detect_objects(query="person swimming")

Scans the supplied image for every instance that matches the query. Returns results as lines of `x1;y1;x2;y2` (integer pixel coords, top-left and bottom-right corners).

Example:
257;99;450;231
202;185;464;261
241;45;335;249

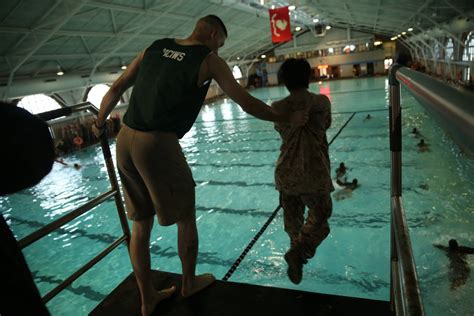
334;178;359;201
335;162;347;179
434;239;474;290
410;127;421;138
417;139;430;152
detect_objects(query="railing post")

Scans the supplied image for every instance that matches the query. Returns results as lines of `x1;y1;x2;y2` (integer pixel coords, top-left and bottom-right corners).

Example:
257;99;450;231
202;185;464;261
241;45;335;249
388;65;425;316
389;63;402;314
85;104;131;249
389;63;403;198
99;132;131;248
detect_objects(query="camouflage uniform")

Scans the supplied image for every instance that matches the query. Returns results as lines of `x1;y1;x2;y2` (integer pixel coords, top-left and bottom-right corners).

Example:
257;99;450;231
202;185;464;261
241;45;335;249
272;91;334;260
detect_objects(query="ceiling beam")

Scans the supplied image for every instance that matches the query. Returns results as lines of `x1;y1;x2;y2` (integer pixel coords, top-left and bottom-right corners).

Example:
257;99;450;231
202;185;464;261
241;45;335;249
4;0;89;101
0;0;24;25
373;0;382;32
7;52;138;61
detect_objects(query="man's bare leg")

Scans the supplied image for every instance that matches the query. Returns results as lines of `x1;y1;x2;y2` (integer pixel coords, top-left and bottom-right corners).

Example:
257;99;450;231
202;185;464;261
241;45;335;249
177;213;215;297
130;217;176;316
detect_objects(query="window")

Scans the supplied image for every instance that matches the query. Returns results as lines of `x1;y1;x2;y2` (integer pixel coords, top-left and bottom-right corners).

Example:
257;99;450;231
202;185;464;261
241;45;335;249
17;94;61;115
463;32;474;81
86;84;120;107
445;38;454;60
232;65;243;79
462;32;473;62
343;45;356;53
434;43;440;59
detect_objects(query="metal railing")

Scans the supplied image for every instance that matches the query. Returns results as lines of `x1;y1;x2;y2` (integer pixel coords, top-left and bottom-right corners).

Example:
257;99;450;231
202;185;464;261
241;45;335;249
394;67;474;158
389;66;474;314
19;102;131;303
388;64;425;316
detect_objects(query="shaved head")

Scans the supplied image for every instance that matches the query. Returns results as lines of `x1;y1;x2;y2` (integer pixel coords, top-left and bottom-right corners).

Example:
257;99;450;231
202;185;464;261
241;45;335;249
196;15;227;38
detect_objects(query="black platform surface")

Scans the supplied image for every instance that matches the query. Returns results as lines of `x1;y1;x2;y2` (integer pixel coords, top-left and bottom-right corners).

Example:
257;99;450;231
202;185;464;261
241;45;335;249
90;270;392;316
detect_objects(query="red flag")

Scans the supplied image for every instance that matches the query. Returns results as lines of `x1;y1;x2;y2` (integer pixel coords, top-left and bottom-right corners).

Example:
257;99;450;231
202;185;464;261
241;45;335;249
269;6;292;43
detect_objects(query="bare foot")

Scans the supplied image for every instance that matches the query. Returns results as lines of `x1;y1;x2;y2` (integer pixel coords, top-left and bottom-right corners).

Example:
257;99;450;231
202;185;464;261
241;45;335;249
141;286;176;316
182;273;216;298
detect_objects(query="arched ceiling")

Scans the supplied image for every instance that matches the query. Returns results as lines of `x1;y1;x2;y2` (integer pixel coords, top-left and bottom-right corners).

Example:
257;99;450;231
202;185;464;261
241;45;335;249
0;0;472;84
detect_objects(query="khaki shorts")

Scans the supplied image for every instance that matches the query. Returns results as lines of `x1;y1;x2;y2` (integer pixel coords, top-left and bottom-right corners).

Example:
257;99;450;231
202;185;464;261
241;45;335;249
116;125;195;225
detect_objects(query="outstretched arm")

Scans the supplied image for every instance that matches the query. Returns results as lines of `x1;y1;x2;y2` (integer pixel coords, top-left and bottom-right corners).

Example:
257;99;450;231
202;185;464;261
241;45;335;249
208;53;307;125
433;244;448;251
459;246;474;254
96;51;145;127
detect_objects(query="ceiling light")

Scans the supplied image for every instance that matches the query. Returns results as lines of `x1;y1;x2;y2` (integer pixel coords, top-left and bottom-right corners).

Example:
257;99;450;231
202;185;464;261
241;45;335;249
289;5;296;11
261;54;266;58
313;18;319;23
402;31;406;35
390;37;397;41
326;25;331;30
374;41;383;46
271;5;275;9
237;56;241;60
56;65;64;76
407;27;413;32
295;26;302;31
121;65;127;70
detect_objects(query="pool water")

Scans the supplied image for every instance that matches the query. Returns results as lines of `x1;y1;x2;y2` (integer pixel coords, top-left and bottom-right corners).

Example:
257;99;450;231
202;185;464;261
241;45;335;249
1;77;473;315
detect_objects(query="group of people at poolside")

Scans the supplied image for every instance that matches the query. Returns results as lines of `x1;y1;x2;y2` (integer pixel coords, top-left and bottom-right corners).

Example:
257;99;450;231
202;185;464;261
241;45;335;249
1;14;472;316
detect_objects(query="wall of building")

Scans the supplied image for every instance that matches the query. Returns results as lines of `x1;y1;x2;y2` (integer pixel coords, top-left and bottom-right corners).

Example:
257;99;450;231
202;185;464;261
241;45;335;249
266;48;386;85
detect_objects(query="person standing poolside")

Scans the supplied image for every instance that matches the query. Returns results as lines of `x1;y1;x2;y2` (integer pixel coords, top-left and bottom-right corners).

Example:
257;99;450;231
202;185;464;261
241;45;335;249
271;58;334;284
93;15;307;316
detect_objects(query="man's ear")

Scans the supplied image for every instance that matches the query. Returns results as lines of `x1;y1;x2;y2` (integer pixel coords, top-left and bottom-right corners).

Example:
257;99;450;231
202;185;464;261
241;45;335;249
210;29;217;39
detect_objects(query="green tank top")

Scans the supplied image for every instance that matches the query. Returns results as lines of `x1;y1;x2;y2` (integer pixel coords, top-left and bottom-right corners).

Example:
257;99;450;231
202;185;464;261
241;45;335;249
123;38;211;138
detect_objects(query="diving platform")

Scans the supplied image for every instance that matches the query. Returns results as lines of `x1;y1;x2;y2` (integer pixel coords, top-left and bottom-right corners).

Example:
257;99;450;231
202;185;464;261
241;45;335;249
90;270;392;316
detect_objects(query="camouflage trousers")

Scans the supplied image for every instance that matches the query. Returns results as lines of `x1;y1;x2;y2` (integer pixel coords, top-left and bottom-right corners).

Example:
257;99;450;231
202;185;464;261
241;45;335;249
280;191;333;260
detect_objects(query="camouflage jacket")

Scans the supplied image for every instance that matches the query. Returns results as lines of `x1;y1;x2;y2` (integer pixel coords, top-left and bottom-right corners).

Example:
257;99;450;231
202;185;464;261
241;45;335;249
272;91;334;195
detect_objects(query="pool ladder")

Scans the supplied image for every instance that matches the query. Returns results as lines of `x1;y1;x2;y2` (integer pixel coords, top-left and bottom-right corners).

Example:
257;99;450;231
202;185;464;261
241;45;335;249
18;102;131;303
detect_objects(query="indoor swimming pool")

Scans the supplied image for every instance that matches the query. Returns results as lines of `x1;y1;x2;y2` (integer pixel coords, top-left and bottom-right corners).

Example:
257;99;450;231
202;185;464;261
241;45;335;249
1;77;473;315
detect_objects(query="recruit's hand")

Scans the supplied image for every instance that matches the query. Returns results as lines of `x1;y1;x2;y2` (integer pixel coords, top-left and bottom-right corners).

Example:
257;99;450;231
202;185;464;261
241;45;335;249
92;122;105;138
289;109;309;126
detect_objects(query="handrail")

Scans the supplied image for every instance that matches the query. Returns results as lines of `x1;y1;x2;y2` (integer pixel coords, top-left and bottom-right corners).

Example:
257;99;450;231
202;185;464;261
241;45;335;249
18;102;131;304
395;67;474;158
391;197;424;315
388;64;424;316
42;235;128;303
19;189;117;249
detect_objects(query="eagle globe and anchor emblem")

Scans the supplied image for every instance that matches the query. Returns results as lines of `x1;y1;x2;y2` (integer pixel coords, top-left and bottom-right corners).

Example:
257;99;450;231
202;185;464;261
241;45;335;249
271;13;288;37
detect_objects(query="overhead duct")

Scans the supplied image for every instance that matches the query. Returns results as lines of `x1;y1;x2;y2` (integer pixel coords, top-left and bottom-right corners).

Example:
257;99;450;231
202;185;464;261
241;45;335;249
0;72;121;100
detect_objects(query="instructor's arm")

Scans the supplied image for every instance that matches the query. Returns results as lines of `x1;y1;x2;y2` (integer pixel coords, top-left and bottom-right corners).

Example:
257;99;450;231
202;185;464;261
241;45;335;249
208;53;307;125
96;51;145;128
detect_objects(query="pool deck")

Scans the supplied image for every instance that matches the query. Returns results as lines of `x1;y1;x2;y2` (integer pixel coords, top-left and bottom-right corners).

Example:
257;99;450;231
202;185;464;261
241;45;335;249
90;270;392;316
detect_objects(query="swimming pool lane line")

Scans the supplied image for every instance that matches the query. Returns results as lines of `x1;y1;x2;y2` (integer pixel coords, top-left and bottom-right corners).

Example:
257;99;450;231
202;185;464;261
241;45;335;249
329;112;356;146
222;205;282;281
222;112;357;280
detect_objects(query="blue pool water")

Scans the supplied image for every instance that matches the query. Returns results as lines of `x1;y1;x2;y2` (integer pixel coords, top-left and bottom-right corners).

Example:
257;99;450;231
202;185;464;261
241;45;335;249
1;77;473;315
